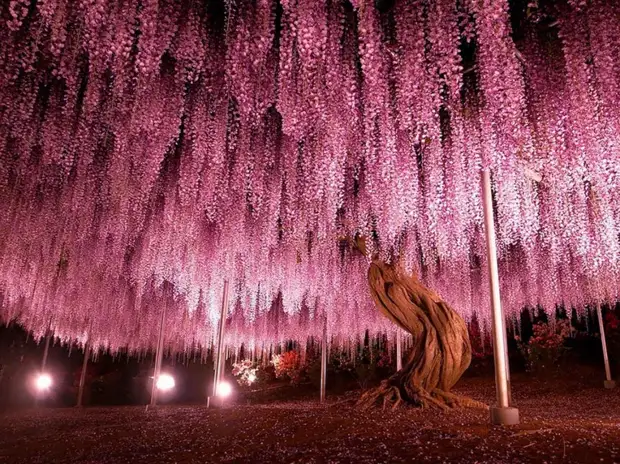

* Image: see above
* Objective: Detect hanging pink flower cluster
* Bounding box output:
[0,0,618,353]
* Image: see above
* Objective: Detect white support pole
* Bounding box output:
[596,304,616,389]
[41,329,51,370]
[482,169,519,425]
[36,326,53,407]
[77,342,90,407]
[396,328,403,371]
[320,316,327,403]
[209,280,230,407]
[149,303,166,408]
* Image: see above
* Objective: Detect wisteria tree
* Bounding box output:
[360,260,478,409]
[347,236,480,409]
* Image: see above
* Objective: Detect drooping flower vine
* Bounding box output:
[0,0,618,354]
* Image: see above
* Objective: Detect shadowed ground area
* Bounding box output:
[0,375,619,464]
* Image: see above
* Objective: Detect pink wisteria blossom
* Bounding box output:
[0,0,618,353]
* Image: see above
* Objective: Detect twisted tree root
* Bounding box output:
[358,377,488,411]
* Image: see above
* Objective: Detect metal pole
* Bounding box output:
[320,316,327,403]
[41,330,51,370]
[149,303,167,407]
[77,342,89,407]
[209,280,230,407]
[596,304,616,389]
[35,326,53,408]
[505,320,513,406]
[396,328,403,371]
[482,169,519,425]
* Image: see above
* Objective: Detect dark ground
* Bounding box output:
[0,370,619,464]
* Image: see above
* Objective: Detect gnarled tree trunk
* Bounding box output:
[358,260,487,410]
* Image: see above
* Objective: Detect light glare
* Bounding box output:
[156,373,175,391]
[35,373,52,390]
[216,381,233,397]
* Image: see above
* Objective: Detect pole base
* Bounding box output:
[490,406,519,426]
[604,380,616,389]
[207,396,226,408]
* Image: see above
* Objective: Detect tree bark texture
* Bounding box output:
[358,261,487,410]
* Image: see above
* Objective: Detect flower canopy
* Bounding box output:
[0,0,618,352]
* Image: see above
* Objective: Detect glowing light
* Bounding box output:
[156,373,175,391]
[35,373,52,390]
[247,373,256,384]
[216,381,233,397]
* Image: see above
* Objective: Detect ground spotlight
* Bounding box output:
[35,373,52,391]
[216,381,233,397]
[156,373,175,391]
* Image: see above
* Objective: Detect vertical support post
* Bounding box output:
[209,280,229,407]
[149,303,167,408]
[41,330,51,370]
[505,319,513,406]
[77,341,89,407]
[596,304,616,389]
[482,169,519,425]
[396,328,403,371]
[320,315,327,403]
[36,325,53,407]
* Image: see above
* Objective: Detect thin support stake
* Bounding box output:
[396,328,403,371]
[41,330,51,370]
[482,169,517,425]
[320,316,327,403]
[596,304,613,383]
[150,303,166,407]
[77,342,89,407]
[210,280,230,406]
